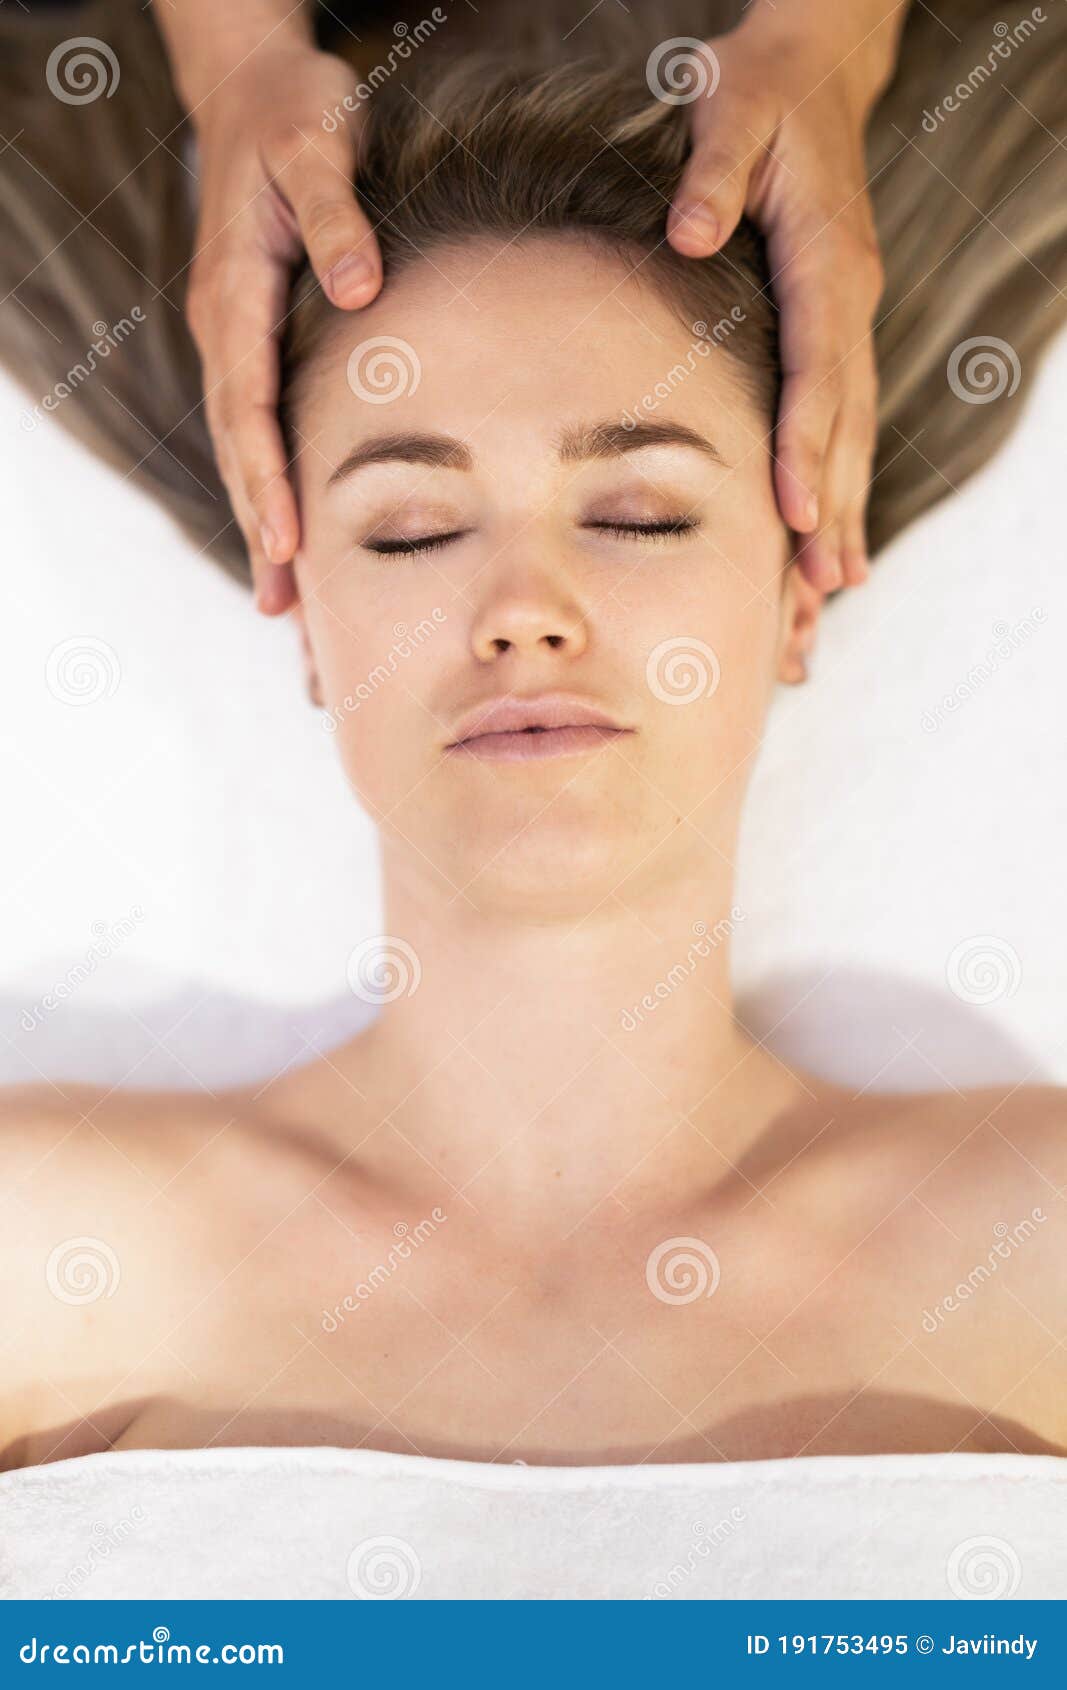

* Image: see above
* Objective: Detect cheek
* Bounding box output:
[602,514,786,826]
[301,580,456,817]
[608,523,785,718]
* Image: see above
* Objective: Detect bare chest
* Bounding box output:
[102,1214,1058,1466]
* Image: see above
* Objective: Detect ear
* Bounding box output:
[776,564,824,685]
[290,597,324,709]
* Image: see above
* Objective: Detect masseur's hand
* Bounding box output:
[665,0,908,591]
[155,2,382,612]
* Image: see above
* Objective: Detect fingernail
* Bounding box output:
[803,493,819,530]
[326,254,375,306]
[672,204,719,250]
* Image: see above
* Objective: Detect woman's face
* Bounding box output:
[292,235,816,914]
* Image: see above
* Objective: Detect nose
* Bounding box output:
[469,566,588,663]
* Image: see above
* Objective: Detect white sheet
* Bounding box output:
[1,1445,1063,1600]
[2,331,1066,1094]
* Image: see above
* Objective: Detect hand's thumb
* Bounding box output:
[667,134,752,258]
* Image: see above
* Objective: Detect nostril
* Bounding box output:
[544,634,565,649]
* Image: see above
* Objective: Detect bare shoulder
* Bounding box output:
[843,1083,1067,1427]
[799,1079,1066,1212]
[0,1079,261,1217]
[788,1081,1066,1450]
[879,1082,1067,1224]
[0,1082,290,1448]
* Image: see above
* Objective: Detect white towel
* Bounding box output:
[1,1446,1063,1601]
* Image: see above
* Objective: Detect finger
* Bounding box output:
[838,453,873,587]
[841,518,870,586]
[767,219,882,535]
[195,259,300,607]
[668,122,754,257]
[222,405,299,613]
[768,240,851,534]
[775,356,843,542]
[836,348,879,585]
[794,396,864,594]
[210,410,297,614]
[267,124,381,308]
[813,344,878,588]
[796,522,844,595]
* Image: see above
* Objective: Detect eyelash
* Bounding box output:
[365,518,699,556]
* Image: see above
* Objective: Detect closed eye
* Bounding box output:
[365,529,471,556]
[585,519,698,541]
[365,518,698,557]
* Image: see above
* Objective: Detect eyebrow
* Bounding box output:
[328,433,473,481]
[328,418,727,483]
[557,419,727,466]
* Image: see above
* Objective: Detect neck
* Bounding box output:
[283,853,812,1228]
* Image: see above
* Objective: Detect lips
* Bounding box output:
[445,694,631,761]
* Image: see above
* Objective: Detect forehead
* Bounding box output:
[297,235,763,465]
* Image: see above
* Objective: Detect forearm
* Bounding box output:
[152,0,315,112]
[738,0,910,113]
